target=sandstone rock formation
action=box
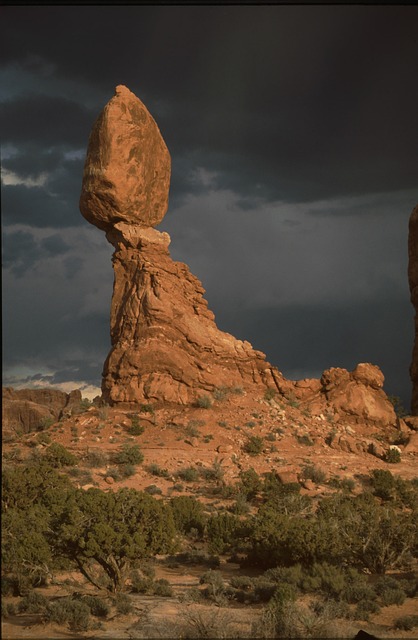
[79,84,398,429]
[2,387,82,434]
[80,85,170,231]
[408,203,418,414]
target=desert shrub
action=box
[385,447,401,463]
[374,575,406,606]
[175,466,199,482]
[296,434,314,446]
[195,394,212,409]
[153,578,173,597]
[44,443,77,468]
[39,416,55,430]
[238,467,262,501]
[36,432,51,445]
[146,463,170,478]
[81,595,109,618]
[144,484,162,495]
[394,614,418,631]
[114,444,144,465]
[199,570,225,601]
[47,598,91,631]
[139,404,155,415]
[301,463,327,484]
[118,463,136,478]
[264,388,277,401]
[370,468,395,500]
[18,590,49,613]
[199,458,225,483]
[128,422,144,436]
[354,598,380,620]
[264,564,304,588]
[230,493,251,515]
[243,435,264,456]
[85,449,108,468]
[170,495,206,535]
[213,386,229,401]
[206,512,241,554]
[230,575,254,590]
[114,592,134,614]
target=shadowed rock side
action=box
[79,85,397,427]
[408,203,418,414]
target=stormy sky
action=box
[2,5,418,408]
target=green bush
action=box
[118,463,136,478]
[243,435,264,456]
[85,450,108,468]
[81,595,109,618]
[175,466,199,482]
[354,598,380,620]
[128,422,145,436]
[170,495,206,535]
[18,590,49,613]
[114,592,133,614]
[47,598,91,631]
[370,468,395,500]
[114,444,144,465]
[153,578,173,597]
[394,615,418,630]
[264,388,277,401]
[385,447,401,463]
[146,463,170,478]
[145,484,162,495]
[301,464,327,484]
[374,576,406,606]
[238,467,262,501]
[44,443,78,468]
[206,512,241,554]
[195,394,212,409]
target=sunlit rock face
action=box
[80,84,170,231]
[408,204,418,414]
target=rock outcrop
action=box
[79,85,398,428]
[80,85,170,231]
[408,204,418,414]
[2,387,82,434]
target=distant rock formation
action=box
[409,204,418,414]
[2,387,82,434]
[79,84,397,428]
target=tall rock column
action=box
[80,85,283,406]
[408,204,418,414]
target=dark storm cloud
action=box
[2,183,83,228]
[0,94,95,146]
[3,229,71,277]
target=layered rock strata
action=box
[409,204,418,414]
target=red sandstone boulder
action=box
[80,85,171,231]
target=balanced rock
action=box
[80,86,285,406]
[80,85,170,231]
[408,203,418,414]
